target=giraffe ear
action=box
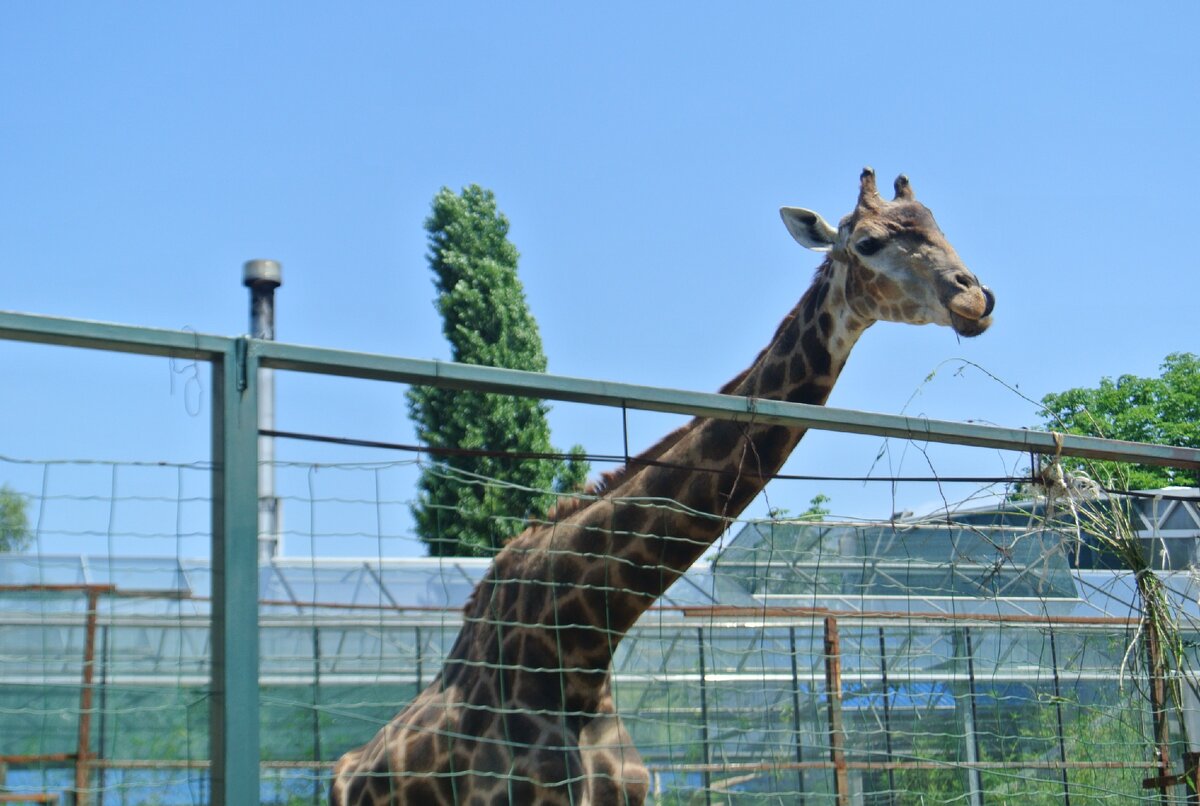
[780,207,837,252]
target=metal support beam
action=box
[1145,624,1172,805]
[74,588,101,806]
[878,627,897,806]
[957,627,984,806]
[1048,627,1072,805]
[696,627,712,806]
[824,616,849,806]
[210,338,260,805]
[788,627,807,805]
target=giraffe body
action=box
[330,170,995,805]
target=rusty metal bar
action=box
[1144,624,1172,804]
[74,587,100,806]
[878,626,897,806]
[1048,626,1072,806]
[0,585,116,594]
[681,605,1143,627]
[823,616,848,806]
[961,627,984,806]
[788,626,806,805]
[696,626,712,806]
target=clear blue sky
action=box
[2,4,1197,557]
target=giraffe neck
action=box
[495,259,873,669]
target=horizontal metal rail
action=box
[4,309,1199,470]
[0,310,229,359]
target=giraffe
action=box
[330,168,995,806]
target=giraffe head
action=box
[780,168,995,337]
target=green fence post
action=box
[211,337,260,804]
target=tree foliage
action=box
[407,185,588,556]
[0,484,31,552]
[1039,352,1199,490]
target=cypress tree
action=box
[407,185,588,556]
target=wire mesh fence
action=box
[3,312,1200,805]
[3,451,1199,805]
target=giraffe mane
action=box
[541,262,830,523]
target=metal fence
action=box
[3,309,1200,805]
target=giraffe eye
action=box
[855,236,885,256]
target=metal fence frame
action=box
[3,309,1199,804]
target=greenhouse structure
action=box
[4,491,1200,805]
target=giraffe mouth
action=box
[948,286,995,338]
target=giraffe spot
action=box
[474,737,508,774]
[502,631,525,659]
[776,318,799,353]
[450,748,472,775]
[605,502,647,539]
[596,591,645,638]
[682,473,716,509]
[405,733,438,772]
[794,381,832,405]
[514,589,544,630]
[789,350,809,383]
[549,554,585,586]
[592,757,616,779]
[802,287,819,321]
[752,425,793,471]
[656,462,692,497]
[801,326,832,377]
[589,768,622,803]
[508,778,538,804]
[719,475,759,515]
[344,776,367,806]
[818,311,833,337]
[534,746,585,792]
[517,667,568,711]
[553,592,594,628]
[525,629,560,660]
[700,420,742,463]
[461,697,492,738]
[505,712,543,749]
[561,681,600,719]
[465,676,490,703]
[759,359,785,395]
[568,635,615,671]
[403,777,444,805]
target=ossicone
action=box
[893,174,915,201]
[857,166,881,209]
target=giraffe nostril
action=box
[953,273,975,291]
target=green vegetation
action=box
[407,185,588,556]
[0,484,31,552]
[1039,352,1199,490]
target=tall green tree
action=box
[407,185,588,556]
[1039,352,1200,490]
[0,484,31,552]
